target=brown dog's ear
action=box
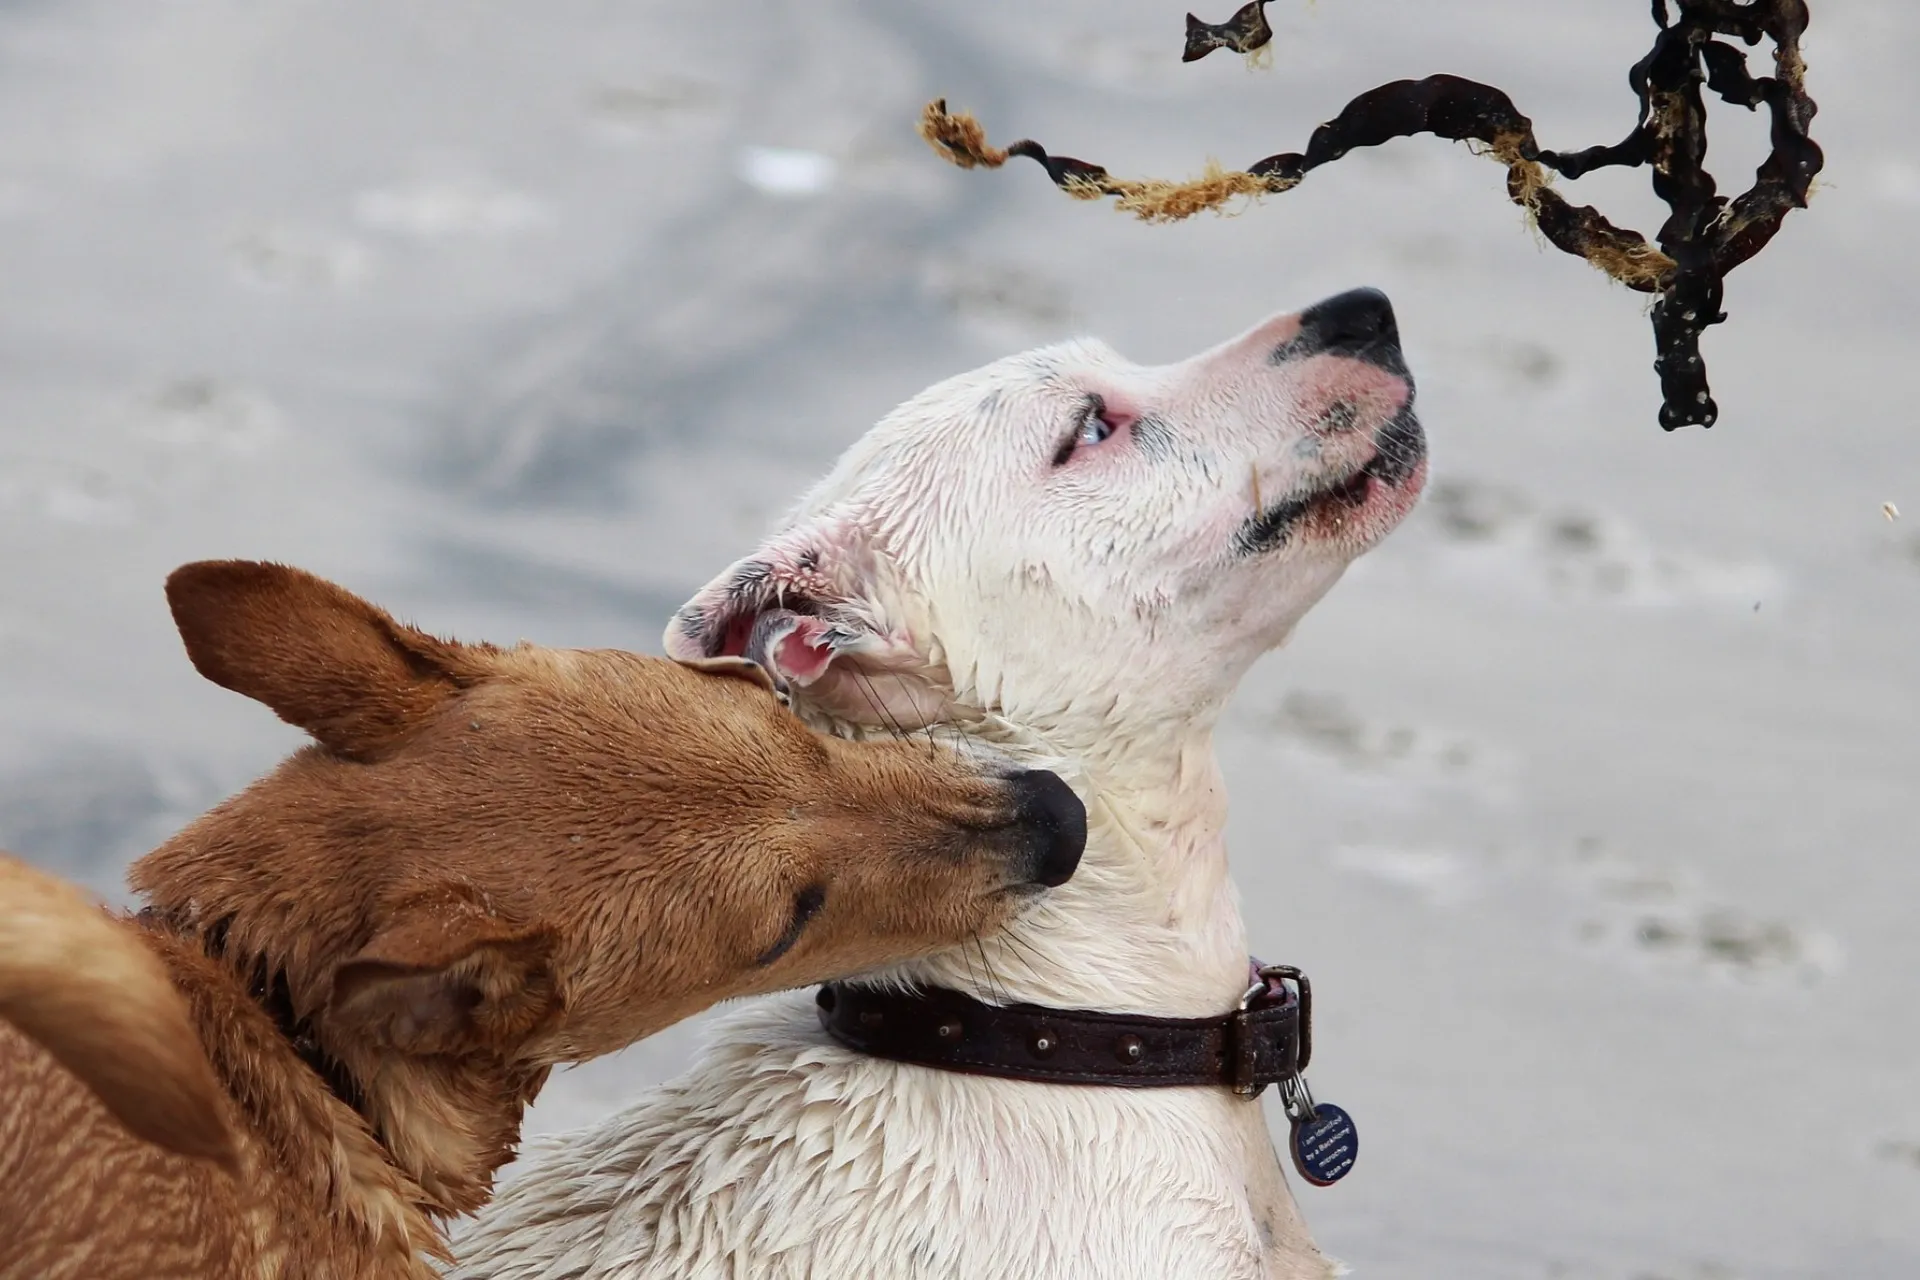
[327,902,560,1056]
[166,560,489,761]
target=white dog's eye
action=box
[1074,411,1115,447]
[1054,396,1120,466]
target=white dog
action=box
[455,288,1427,1279]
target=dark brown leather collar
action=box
[817,960,1311,1095]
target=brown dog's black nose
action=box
[1006,769,1087,888]
[1281,287,1405,373]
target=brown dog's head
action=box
[131,560,1082,1207]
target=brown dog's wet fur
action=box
[0,560,1080,1280]
[0,855,239,1172]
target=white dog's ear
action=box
[664,514,949,729]
[675,654,786,701]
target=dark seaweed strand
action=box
[921,1,1822,431]
[1181,1,1274,63]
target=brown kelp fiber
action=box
[919,1,1822,431]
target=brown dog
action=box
[0,560,1084,1280]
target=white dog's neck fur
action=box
[853,600,1253,1016]
[457,301,1425,1279]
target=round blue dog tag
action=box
[1288,1102,1358,1187]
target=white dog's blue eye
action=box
[1075,411,1115,447]
[1052,395,1122,467]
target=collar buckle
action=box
[1232,962,1312,1096]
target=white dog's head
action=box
[668,289,1425,760]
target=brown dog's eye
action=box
[753,883,826,967]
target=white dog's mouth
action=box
[1234,404,1428,556]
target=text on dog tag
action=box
[1288,1101,1358,1187]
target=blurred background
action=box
[1,1,1914,1275]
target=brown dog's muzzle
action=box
[1004,769,1087,887]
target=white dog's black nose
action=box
[1006,769,1087,888]
[1304,287,1398,352]
[1278,287,1405,373]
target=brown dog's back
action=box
[0,1038,247,1279]
[0,854,246,1279]
[0,855,234,1168]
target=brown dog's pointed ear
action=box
[166,560,490,761]
[327,901,560,1056]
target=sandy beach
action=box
[1,2,1915,1275]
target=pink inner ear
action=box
[720,615,754,659]
[773,616,835,684]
